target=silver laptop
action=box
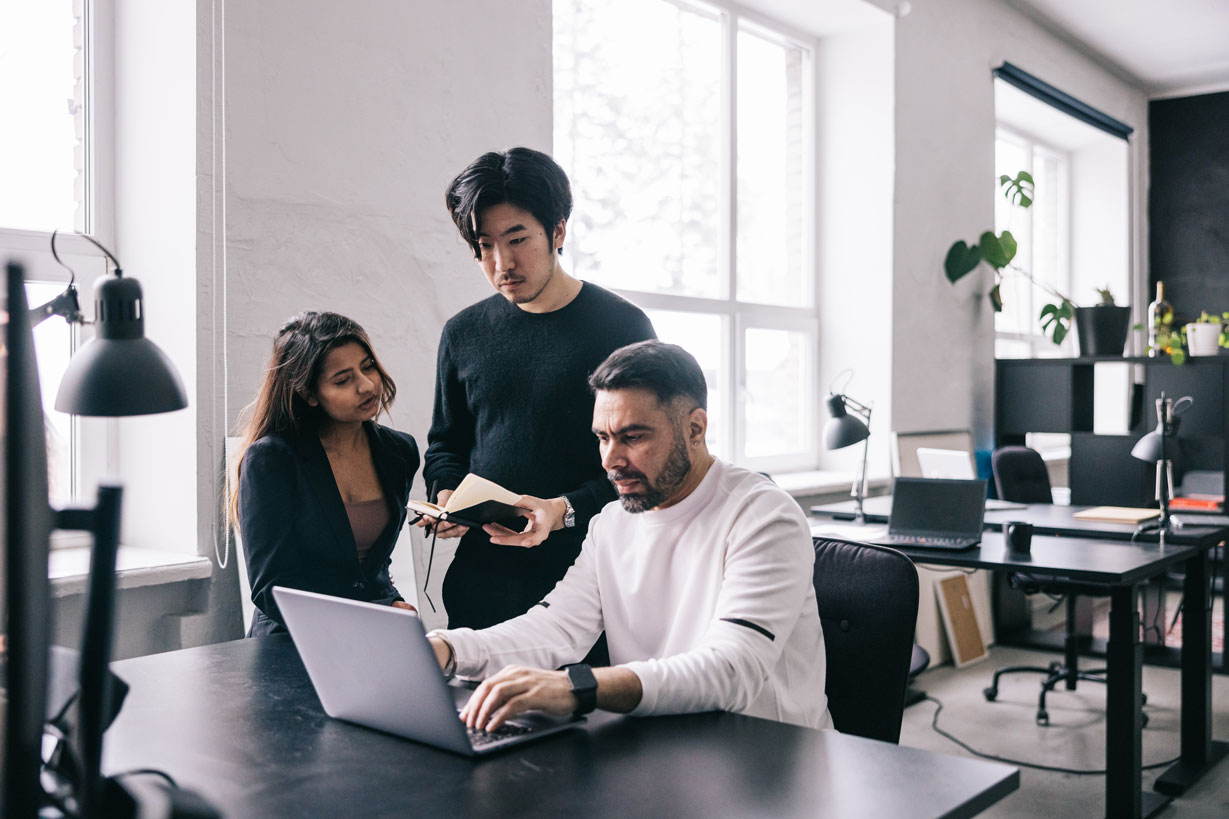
[916,448,1025,511]
[272,586,584,756]
[872,477,987,550]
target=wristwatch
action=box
[562,663,597,716]
[561,495,576,529]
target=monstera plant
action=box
[944,171,1075,345]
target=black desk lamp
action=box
[824,371,872,523]
[28,233,189,817]
[1130,391,1192,535]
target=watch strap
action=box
[561,495,577,529]
[562,662,597,716]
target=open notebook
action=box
[407,473,527,529]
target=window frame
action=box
[553,0,820,473]
[993,125,1073,359]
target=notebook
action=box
[272,587,584,756]
[915,448,1026,511]
[872,477,987,550]
[1071,506,1160,524]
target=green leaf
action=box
[1051,323,1068,345]
[944,241,981,282]
[998,230,1017,264]
[1171,349,1186,366]
[979,231,1010,269]
[989,283,1003,312]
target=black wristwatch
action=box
[562,663,597,716]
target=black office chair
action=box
[813,537,919,743]
[984,446,1147,726]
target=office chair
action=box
[984,446,1147,726]
[813,537,919,743]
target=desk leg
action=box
[1106,584,1169,818]
[1154,549,1229,796]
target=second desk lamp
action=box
[823,370,872,524]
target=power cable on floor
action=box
[922,694,1180,775]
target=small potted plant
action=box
[1069,286,1131,357]
[1186,311,1229,357]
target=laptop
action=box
[871,477,987,550]
[272,586,584,756]
[915,448,1026,511]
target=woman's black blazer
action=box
[237,422,419,635]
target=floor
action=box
[900,645,1229,817]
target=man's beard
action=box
[607,427,692,513]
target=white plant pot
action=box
[1186,322,1221,357]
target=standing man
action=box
[424,147,656,635]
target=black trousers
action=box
[442,555,609,666]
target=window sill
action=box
[49,546,213,598]
[773,469,893,499]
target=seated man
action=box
[428,340,830,732]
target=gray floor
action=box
[899,646,1229,817]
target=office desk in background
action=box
[103,637,1018,819]
[811,496,1229,673]
[809,517,1227,819]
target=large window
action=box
[0,1,100,506]
[554,0,817,471]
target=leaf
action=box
[979,231,1016,269]
[1051,323,1068,345]
[989,283,1003,312]
[944,241,981,283]
[1171,349,1186,366]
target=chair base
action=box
[983,661,1147,727]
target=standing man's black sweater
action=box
[425,282,655,628]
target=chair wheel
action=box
[983,687,998,702]
[1047,661,1062,673]
[1036,710,1049,726]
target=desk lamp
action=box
[823,371,872,523]
[27,233,190,817]
[1130,391,1193,534]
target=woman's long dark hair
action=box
[229,311,396,526]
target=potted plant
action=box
[944,172,1127,355]
[1186,311,1229,357]
[1070,286,1131,357]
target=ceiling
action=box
[1007,0,1229,97]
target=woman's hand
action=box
[390,600,417,613]
[413,489,470,539]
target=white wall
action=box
[891,0,1149,448]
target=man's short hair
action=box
[589,340,707,411]
[444,147,573,259]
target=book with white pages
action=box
[407,473,527,529]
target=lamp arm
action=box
[29,284,84,328]
[840,394,873,421]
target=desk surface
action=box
[812,497,1228,547]
[104,637,1018,819]
[808,524,1199,585]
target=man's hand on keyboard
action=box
[460,665,576,733]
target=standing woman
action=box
[232,311,420,636]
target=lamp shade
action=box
[823,394,870,450]
[53,274,187,417]
[1130,429,1164,463]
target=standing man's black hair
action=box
[589,340,708,412]
[445,147,573,259]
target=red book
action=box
[1170,495,1225,511]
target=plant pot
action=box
[1074,305,1130,357]
[1186,322,1221,357]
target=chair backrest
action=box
[813,537,919,743]
[992,445,1052,504]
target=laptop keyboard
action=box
[886,534,976,548]
[465,720,533,748]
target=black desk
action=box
[809,518,1227,818]
[103,637,1018,819]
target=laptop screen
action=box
[889,477,987,536]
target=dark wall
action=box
[1149,90,1229,322]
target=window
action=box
[554,0,817,471]
[0,1,102,507]
[993,129,1071,359]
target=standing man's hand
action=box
[484,495,567,547]
[413,489,470,539]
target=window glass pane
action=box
[744,327,811,458]
[0,2,83,232]
[735,27,807,307]
[1030,146,1064,296]
[994,135,1031,336]
[554,0,723,298]
[26,281,73,505]
[644,309,725,457]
